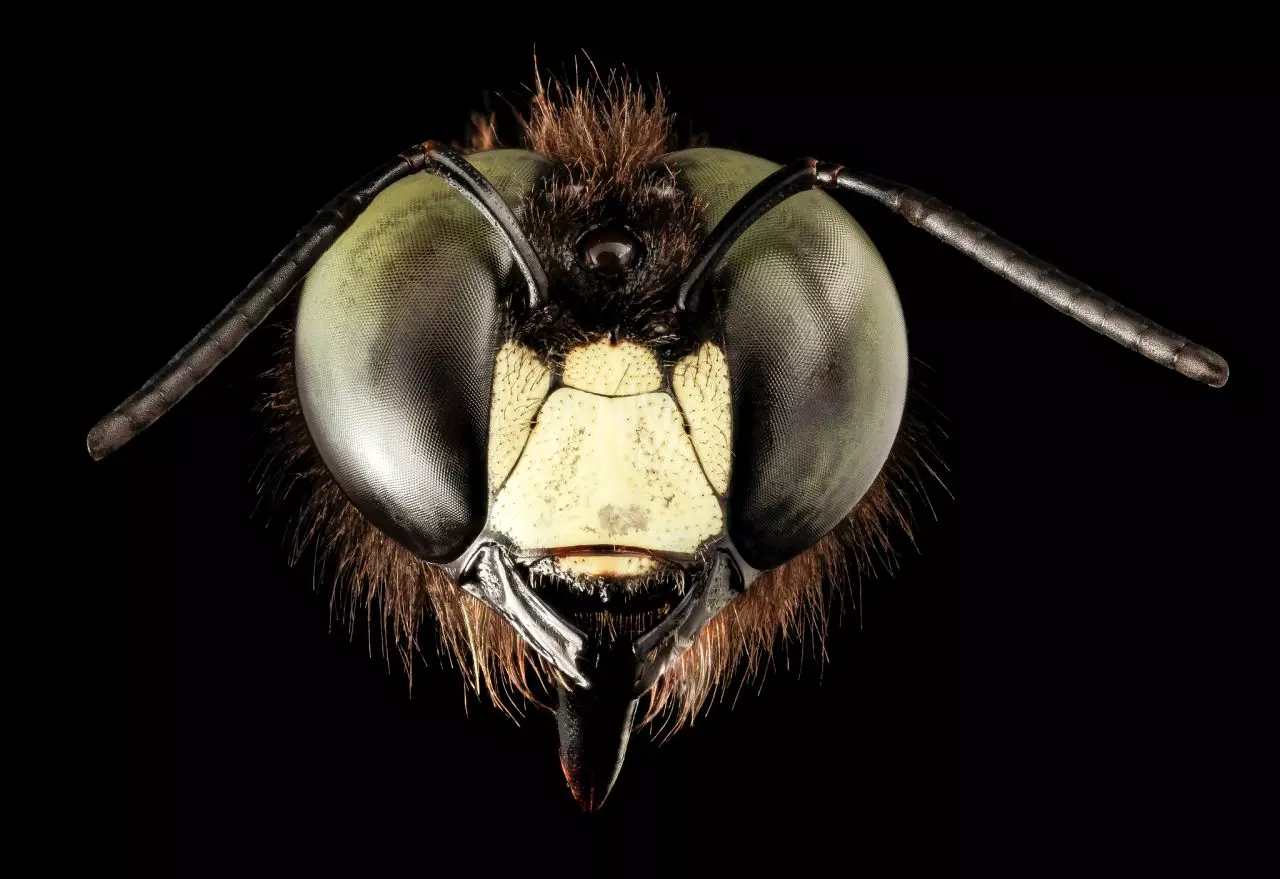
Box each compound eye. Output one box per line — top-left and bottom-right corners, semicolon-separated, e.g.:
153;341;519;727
579;225;643;275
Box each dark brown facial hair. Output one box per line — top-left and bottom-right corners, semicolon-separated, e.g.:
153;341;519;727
256;67;943;734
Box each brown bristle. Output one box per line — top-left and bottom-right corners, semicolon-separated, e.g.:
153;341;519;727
507;63;707;352
518;63;675;189
464;111;501;153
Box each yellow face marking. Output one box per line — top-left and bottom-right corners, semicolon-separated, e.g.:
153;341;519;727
487;342;551;491
671;342;732;495
488;389;723;555
485;339;734;561
562;338;663;396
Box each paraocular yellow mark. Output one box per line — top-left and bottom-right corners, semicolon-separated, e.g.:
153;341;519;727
672;342;732;494
487;342;551;491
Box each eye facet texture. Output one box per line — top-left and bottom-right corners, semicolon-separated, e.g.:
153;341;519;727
667;148;910;571
294;150;551;563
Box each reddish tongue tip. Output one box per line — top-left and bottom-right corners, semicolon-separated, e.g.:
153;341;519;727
559;753;603;813
555;683;639;812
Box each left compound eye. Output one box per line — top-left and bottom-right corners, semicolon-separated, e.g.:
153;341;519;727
579;225;643;275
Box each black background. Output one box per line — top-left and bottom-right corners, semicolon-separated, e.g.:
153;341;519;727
74;52;1268;874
